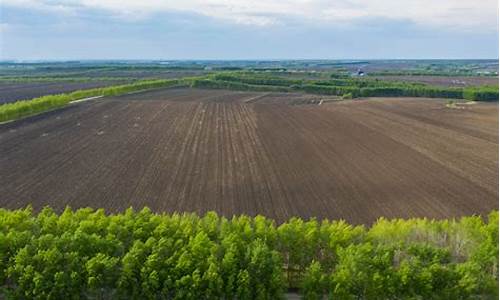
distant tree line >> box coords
[191,78,292,92]
[0,207,497,299]
[212,74,303,87]
[464,86,500,101]
[301,84,464,99]
[201,72,498,101]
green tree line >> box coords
[201,72,498,100]
[212,74,303,87]
[464,86,500,101]
[190,78,292,92]
[0,207,497,299]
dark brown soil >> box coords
[0,88,497,224]
[0,81,128,104]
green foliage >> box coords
[330,72,350,79]
[301,261,328,299]
[190,78,292,92]
[330,243,397,299]
[463,86,499,101]
[358,86,464,98]
[301,84,360,97]
[0,79,183,122]
[0,208,497,299]
[212,73,302,86]
[195,71,498,101]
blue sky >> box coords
[1,0,498,60]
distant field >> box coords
[0,81,128,104]
[0,88,497,224]
[373,75,499,87]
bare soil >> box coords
[0,81,129,104]
[0,88,497,224]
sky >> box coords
[0,0,498,60]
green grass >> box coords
[0,207,497,299]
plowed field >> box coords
[0,81,129,104]
[0,88,497,224]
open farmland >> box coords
[0,81,131,104]
[373,75,499,87]
[0,88,497,224]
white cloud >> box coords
[2,0,498,29]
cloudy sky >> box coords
[1,0,498,60]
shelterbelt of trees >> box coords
[0,207,497,299]
[192,72,499,101]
